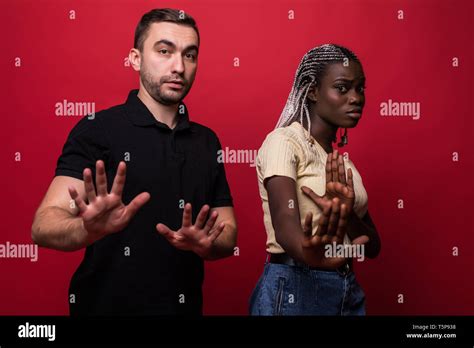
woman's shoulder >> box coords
[260,122,307,147]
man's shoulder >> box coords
[65,103,126,139]
[189,121,220,140]
[92,103,126,123]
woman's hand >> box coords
[300,198,368,269]
[302,149,355,214]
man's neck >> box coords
[137,87,179,129]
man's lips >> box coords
[165,81,184,89]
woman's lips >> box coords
[346,112,362,119]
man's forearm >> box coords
[346,212,380,258]
[203,223,237,260]
[31,206,91,252]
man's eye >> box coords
[359,85,366,93]
[158,49,169,54]
[185,53,196,60]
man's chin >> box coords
[152,92,184,106]
[163,88,189,102]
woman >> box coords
[250,44,381,316]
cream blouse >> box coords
[256,121,368,254]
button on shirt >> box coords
[256,121,368,254]
[55,89,233,315]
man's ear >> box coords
[307,84,318,103]
[128,48,141,72]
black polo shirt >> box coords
[55,89,233,315]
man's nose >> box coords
[171,54,185,75]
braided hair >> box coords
[275,44,362,143]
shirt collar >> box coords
[124,89,192,131]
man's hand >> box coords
[156,203,225,259]
[68,160,151,245]
[302,149,355,214]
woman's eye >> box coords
[336,85,348,93]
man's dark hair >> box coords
[134,8,200,51]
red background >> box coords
[1,0,473,315]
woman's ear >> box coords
[307,84,318,103]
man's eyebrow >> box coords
[184,45,199,53]
[153,39,176,48]
[153,40,199,53]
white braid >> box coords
[275,44,361,142]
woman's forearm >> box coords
[272,213,307,263]
[346,212,381,258]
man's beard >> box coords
[140,68,192,106]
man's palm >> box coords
[68,160,150,241]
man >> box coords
[31,8,237,316]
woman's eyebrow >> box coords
[333,77,365,83]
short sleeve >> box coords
[55,116,110,180]
[257,129,299,183]
[210,135,233,207]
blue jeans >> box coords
[249,262,366,315]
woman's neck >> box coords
[301,114,338,154]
